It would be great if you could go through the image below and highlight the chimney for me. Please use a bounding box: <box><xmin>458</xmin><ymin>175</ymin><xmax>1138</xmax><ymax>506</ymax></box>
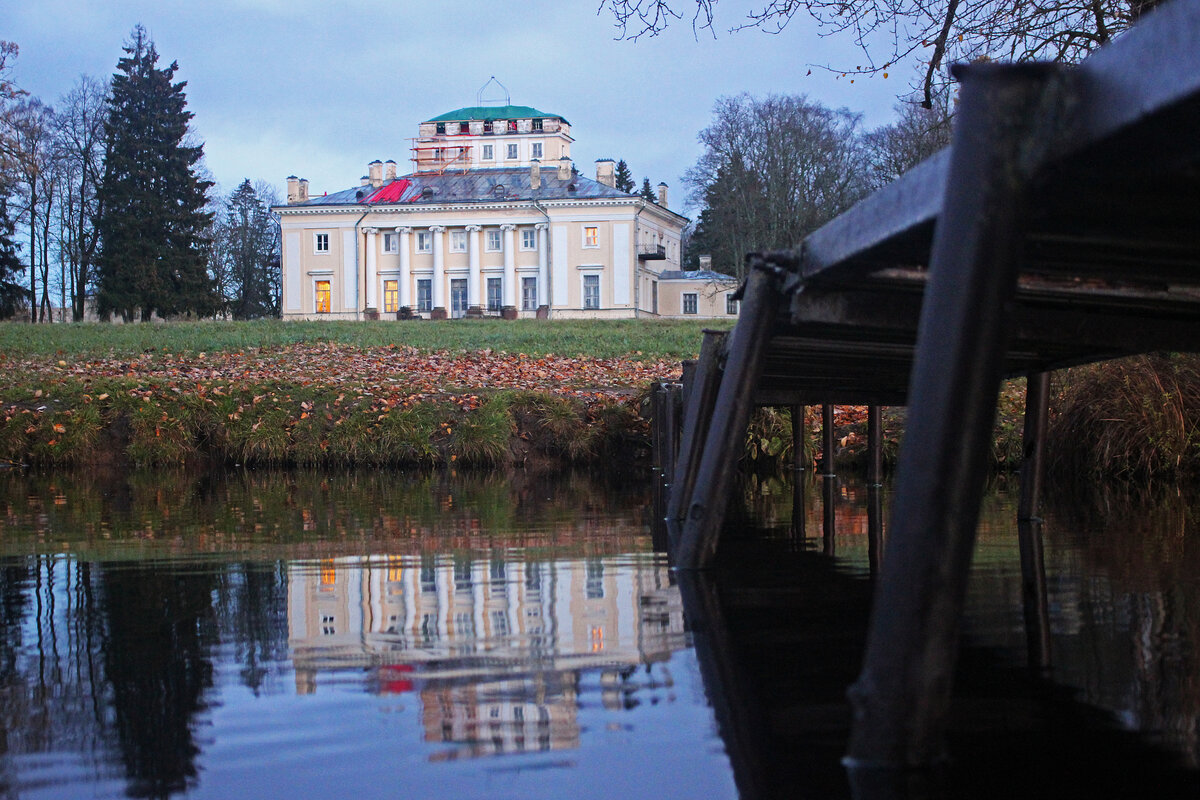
<box><xmin>298</xmin><ymin>178</ymin><xmax>309</xmax><ymax>202</ymax></box>
<box><xmin>557</xmin><ymin>157</ymin><xmax>571</xmax><ymax>180</ymax></box>
<box><xmin>530</xmin><ymin>159</ymin><xmax>541</xmax><ymax>191</ymax></box>
<box><xmin>698</xmin><ymin>254</ymin><xmax>712</xmax><ymax>271</ymax></box>
<box><xmin>385</xmin><ymin>160</ymin><xmax>396</xmax><ymax>181</ymax></box>
<box><xmin>657</xmin><ymin>182</ymin><xmax>669</xmax><ymax>208</ymax></box>
<box><xmin>368</xmin><ymin>160</ymin><xmax>383</xmax><ymax>188</ymax></box>
<box><xmin>595</xmin><ymin>159</ymin><xmax>615</xmax><ymax>188</ymax></box>
<box><xmin>287</xmin><ymin>175</ymin><xmax>299</xmax><ymax>204</ymax></box>
<box><xmin>361</xmin><ymin>175</ymin><xmax>370</xmax><ymax>186</ymax></box>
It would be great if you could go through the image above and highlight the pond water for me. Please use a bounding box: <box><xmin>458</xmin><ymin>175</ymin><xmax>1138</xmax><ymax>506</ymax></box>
<box><xmin>0</xmin><ymin>467</ymin><xmax>1198</xmax><ymax>798</ymax></box>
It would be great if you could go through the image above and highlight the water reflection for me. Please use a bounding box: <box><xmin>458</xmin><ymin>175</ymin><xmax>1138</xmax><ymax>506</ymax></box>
<box><xmin>2</xmin><ymin>466</ymin><xmax>1200</xmax><ymax>798</ymax></box>
<box><xmin>287</xmin><ymin>554</ymin><xmax>685</xmax><ymax>761</ymax></box>
<box><xmin>0</xmin><ymin>467</ymin><xmax>716</xmax><ymax>800</ymax></box>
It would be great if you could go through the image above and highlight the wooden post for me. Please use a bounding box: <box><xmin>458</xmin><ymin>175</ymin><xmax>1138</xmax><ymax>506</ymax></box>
<box><xmin>822</xmin><ymin>475</ymin><xmax>837</xmax><ymax>557</ymax></box>
<box><xmin>867</xmin><ymin>405</ymin><xmax>884</xmax><ymax>487</ymax></box>
<box><xmin>846</xmin><ymin>63</ymin><xmax>1066</xmax><ymax>769</ymax></box>
<box><xmin>791</xmin><ymin>470</ymin><xmax>806</xmax><ymax>543</ymax></box>
<box><xmin>822</xmin><ymin>404</ymin><xmax>836</xmax><ymax>476</ymax></box>
<box><xmin>1018</xmin><ymin>372</ymin><xmax>1052</xmax><ymax>672</ymax></box>
<box><xmin>662</xmin><ymin>384</ymin><xmax>680</xmax><ymax>487</ymax></box>
<box><xmin>667</xmin><ymin>331</ymin><xmax>725</xmax><ymax>530</ymax></box>
<box><xmin>867</xmin><ymin>485</ymin><xmax>884</xmax><ymax>578</ymax></box>
<box><xmin>1018</xmin><ymin>372</ymin><xmax>1050</xmax><ymax>522</ymax></box>
<box><xmin>675</xmin><ymin>263</ymin><xmax>784</xmax><ymax>569</ymax></box>
<box><xmin>792</xmin><ymin>405</ymin><xmax>806</xmax><ymax>471</ymax></box>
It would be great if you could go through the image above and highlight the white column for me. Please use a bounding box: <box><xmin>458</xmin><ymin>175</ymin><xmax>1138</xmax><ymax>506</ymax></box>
<box><xmin>536</xmin><ymin>223</ymin><xmax>549</xmax><ymax>309</ymax></box>
<box><xmin>501</xmin><ymin>223</ymin><xmax>516</xmax><ymax>309</ymax></box>
<box><xmin>398</xmin><ymin>227</ymin><xmax>412</xmax><ymax>310</ymax></box>
<box><xmin>431</xmin><ymin>226</ymin><xmax>446</xmax><ymax>314</ymax></box>
<box><xmin>363</xmin><ymin>227</ymin><xmax>378</xmax><ymax>311</ymax></box>
<box><xmin>466</xmin><ymin>225</ymin><xmax>482</xmax><ymax>310</ymax></box>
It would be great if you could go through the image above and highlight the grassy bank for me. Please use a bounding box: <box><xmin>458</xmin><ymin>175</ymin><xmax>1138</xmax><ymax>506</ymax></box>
<box><xmin>0</xmin><ymin>318</ymin><xmax>726</xmax><ymax>360</ymax></box>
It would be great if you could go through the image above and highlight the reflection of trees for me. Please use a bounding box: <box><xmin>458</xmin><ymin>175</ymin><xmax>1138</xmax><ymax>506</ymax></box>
<box><xmin>96</xmin><ymin>563</ymin><xmax>219</xmax><ymax>798</ymax></box>
<box><xmin>1044</xmin><ymin>487</ymin><xmax>1200</xmax><ymax>767</ymax></box>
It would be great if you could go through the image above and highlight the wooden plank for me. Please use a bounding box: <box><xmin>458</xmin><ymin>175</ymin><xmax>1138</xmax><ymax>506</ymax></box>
<box><xmin>675</xmin><ymin>264</ymin><xmax>784</xmax><ymax>569</ymax></box>
<box><xmin>846</xmin><ymin>63</ymin><xmax>1067</xmax><ymax>769</ymax></box>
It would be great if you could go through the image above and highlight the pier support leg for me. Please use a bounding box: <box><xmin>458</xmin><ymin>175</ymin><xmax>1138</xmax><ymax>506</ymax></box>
<box><xmin>675</xmin><ymin>262</ymin><xmax>784</xmax><ymax>569</ymax></box>
<box><xmin>668</xmin><ymin>332</ymin><xmax>725</xmax><ymax>531</ymax></box>
<box><xmin>822</xmin><ymin>404</ymin><xmax>836</xmax><ymax>476</ymax></box>
<box><xmin>846</xmin><ymin>63</ymin><xmax>1066</xmax><ymax>769</ymax></box>
<box><xmin>792</xmin><ymin>405</ymin><xmax>806</xmax><ymax>471</ymax></box>
<box><xmin>867</xmin><ymin>485</ymin><xmax>884</xmax><ymax>578</ymax></box>
<box><xmin>867</xmin><ymin>406</ymin><xmax>884</xmax><ymax>487</ymax></box>
<box><xmin>1018</xmin><ymin>372</ymin><xmax>1053</xmax><ymax>673</ymax></box>
<box><xmin>823</xmin><ymin>475</ymin><xmax>837</xmax><ymax>557</ymax></box>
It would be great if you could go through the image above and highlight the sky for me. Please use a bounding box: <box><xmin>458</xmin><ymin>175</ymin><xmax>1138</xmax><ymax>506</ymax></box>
<box><xmin>3</xmin><ymin>0</ymin><xmax>911</xmax><ymax>216</ymax></box>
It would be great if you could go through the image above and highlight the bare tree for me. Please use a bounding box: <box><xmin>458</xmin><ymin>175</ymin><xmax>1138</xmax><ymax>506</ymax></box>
<box><xmin>863</xmin><ymin>89</ymin><xmax>954</xmax><ymax>190</ymax></box>
<box><xmin>4</xmin><ymin>98</ymin><xmax>57</xmax><ymax>321</ymax></box>
<box><xmin>684</xmin><ymin>93</ymin><xmax>869</xmax><ymax>276</ymax></box>
<box><xmin>599</xmin><ymin>0</ymin><xmax>1166</xmax><ymax>106</ymax></box>
<box><xmin>53</xmin><ymin>76</ymin><xmax>108</xmax><ymax>321</ymax></box>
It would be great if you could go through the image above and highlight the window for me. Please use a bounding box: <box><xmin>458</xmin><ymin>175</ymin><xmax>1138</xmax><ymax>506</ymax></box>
<box><xmin>486</xmin><ymin>229</ymin><xmax>502</xmax><ymax>252</ymax></box>
<box><xmin>487</xmin><ymin>278</ymin><xmax>502</xmax><ymax>311</ymax></box>
<box><xmin>449</xmin><ymin>230</ymin><xmax>467</xmax><ymax>253</ymax></box>
<box><xmin>508</xmin><ymin>120</ymin><xmax>518</xmax><ymax>132</ymax></box>
<box><xmin>314</xmin><ymin>233</ymin><xmax>330</xmax><ymax>254</ymax></box>
<box><xmin>726</xmin><ymin>293</ymin><xmax>739</xmax><ymax>315</ymax></box>
<box><xmin>315</xmin><ymin>280</ymin><xmax>331</xmax><ymax>313</ymax></box>
<box><xmin>482</xmin><ymin>144</ymin><xmax>494</xmax><ymax>160</ymax></box>
<box><xmin>435</xmin><ymin>122</ymin><xmax>446</xmax><ymax>134</ymax></box>
<box><xmin>416</xmin><ymin>231</ymin><xmax>432</xmax><ymax>253</ymax></box>
<box><xmin>506</xmin><ymin>143</ymin><xmax>518</xmax><ymax>160</ymax></box>
<box><xmin>532</xmin><ymin>118</ymin><xmax>543</xmax><ymax>131</ymax></box>
<box><xmin>583</xmin><ymin>226</ymin><xmax>598</xmax><ymax>248</ymax></box>
<box><xmin>531</xmin><ymin>142</ymin><xmax>543</xmax><ymax>159</ymax></box>
<box><xmin>384</xmin><ymin>280</ymin><xmax>399</xmax><ymax>313</ymax></box>
<box><xmin>382</xmin><ymin>233</ymin><xmax>397</xmax><ymax>253</ymax></box>
<box><xmin>416</xmin><ymin>279</ymin><xmax>432</xmax><ymax>312</ymax></box>
<box><xmin>521</xmin><ymin>229</ymin><xmax>536</xmax><ymax>250</ymax></box>
<box><xmin>432</xmin><ymin>147</ymin><xmax>443</xmax><ymax>162</ymax></box>
<box><xmin>522</xmin><ymin>277</ymin><xmax>537</xmax><ymax>310</ymax></box>
<box><xmin>583</xmin><ymin>275</ymin><xmax>600</xmax><ymax>310</ymax></box>
<box><xmin>683</xmin><ymin>292</ymin><xmax>698</xmax><ymax>315</ymax></box>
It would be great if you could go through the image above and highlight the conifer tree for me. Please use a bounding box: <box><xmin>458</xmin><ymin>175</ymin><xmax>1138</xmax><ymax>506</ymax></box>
<box><xmin>222</xmin><ymin>179</ymin><xmax>280</xmax><ymax>320</ymax></box>
<box><xmin>639</xmin><ymin>177</ymin><xmax>656</xmax><ymax>202</ymax></box>
<box><xmin>96</xmin><ymin>25</ymin><xmax>215</xmax><ymax>321</ymax></box>
<box><xmin>0</xmin><ymin>196</ymin><xmax>22</xmax><ymax>318</ymax></box>
<box><xmin>614</xmin><ymin>159</ymin><xmax>635</xmax><ymax>193</ymax></box>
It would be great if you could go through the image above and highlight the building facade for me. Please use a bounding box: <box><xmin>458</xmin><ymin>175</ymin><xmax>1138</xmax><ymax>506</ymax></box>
<box><xmin>276</xmin><ymin>104</ymin><xmax>700</xmax><ymax>320</ymax></box>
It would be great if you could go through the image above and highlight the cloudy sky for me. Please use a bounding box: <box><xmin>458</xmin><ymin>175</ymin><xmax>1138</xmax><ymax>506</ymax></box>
<box><xmin>5</xmin><ymin>0</ymin><xmax>910</xmax><ymax>214</ymax></box>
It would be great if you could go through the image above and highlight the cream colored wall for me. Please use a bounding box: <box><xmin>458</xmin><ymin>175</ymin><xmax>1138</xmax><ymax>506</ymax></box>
<box><xmin>279</xmin><ymin>196</ymin><xmax>683</xmax><ymax>320</ymax></box>
<box><xmin>656</xmin><ymin>279</ymin><xmax>740</xmax><ymax>319</ymax></box>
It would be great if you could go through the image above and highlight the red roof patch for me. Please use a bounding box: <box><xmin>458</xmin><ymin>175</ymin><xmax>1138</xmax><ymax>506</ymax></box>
<box><xmin>367</xmin><ymin>179</ymin><xmax>411</xmax><ymax>204</ymax></box>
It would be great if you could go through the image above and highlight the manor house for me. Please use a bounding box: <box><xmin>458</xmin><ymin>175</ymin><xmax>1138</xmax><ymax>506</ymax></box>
<box><xmin>276</xmin><ymin>103</ymin><xmax>736</xmax><ymax>320</ymax></box>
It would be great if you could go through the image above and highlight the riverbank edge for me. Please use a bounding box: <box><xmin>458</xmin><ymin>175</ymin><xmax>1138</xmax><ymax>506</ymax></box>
<box><xmin>1</xmin><ymin>375</ymin><xmax>1031</xmax><ymax>474</ymax></box>
<box><xmin>1</xmin><ymin>379</ymin><xmax>654</xmax><ymax>471</ymax></box>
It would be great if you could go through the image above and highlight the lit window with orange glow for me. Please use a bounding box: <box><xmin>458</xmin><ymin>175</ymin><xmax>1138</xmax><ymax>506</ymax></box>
<box><xmin>315</xmin><ymin>280</ymin><xmax>331</xmax><ymax>314</ymax></box>
<box><xmin>583</xmin><ymin>226</ymin><xmax>598</xmax><ymax>248</ymax></box>
<box><xmin>383</xmin><ymin>280</ymin><xmax>398</xmax><ymax>313</ymax></box>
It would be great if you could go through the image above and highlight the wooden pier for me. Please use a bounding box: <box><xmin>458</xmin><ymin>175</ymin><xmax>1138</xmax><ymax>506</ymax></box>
<box><xmin>664</xmin><ymin>1</ymin><xmax>1200</xmax><ymax>774</ymax></box>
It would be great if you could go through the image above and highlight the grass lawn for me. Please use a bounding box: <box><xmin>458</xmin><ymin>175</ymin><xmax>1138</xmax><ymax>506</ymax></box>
<box><xmin>0</xmin><ymin>318</ymin><xmax>730</xmax><ymax>361</ymax></box>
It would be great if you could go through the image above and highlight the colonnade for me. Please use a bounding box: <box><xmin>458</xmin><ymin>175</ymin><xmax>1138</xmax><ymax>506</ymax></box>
<box><xmin>362</xmin><ymin>222</ymin><xmax>550</xmax><ymax>318</ymax></box>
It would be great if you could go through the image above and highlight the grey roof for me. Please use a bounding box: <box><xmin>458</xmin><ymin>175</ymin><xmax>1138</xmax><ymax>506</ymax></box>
<box><xmin>658</xmin><ymin>269</ymin><xmax>739</xmax><ymax>283</ymax></box>
<box><xmin>295</xmin><ymin>168</ymin><xmax>634</xmax><ymax>207</ymax></box>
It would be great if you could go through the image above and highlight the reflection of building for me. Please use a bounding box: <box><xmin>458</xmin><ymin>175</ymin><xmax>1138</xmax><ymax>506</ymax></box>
<box><xmin>288</xmin><ymin>555</ymin><xmax>686</xmax><ymax>758</ymax></box>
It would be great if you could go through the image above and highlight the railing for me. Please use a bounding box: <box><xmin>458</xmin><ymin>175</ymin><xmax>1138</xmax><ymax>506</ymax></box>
<box><xmin>637</xmin><ymin>244</ymin><xmax>666</xmax><ymax>260</ymax></box>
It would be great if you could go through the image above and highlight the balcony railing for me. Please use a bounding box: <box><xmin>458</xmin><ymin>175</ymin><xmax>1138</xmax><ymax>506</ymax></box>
<box><xmin>637</xmin><ymin>244</ymin><xmax>666</xmax><ymax>260</ymax></box>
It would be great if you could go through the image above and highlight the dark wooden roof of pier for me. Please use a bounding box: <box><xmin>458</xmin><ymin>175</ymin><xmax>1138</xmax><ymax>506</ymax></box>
<box><xmin>744</xmin><ymin>1</ymin><xmax>1200</xmax><ymax>407</ymax></box>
